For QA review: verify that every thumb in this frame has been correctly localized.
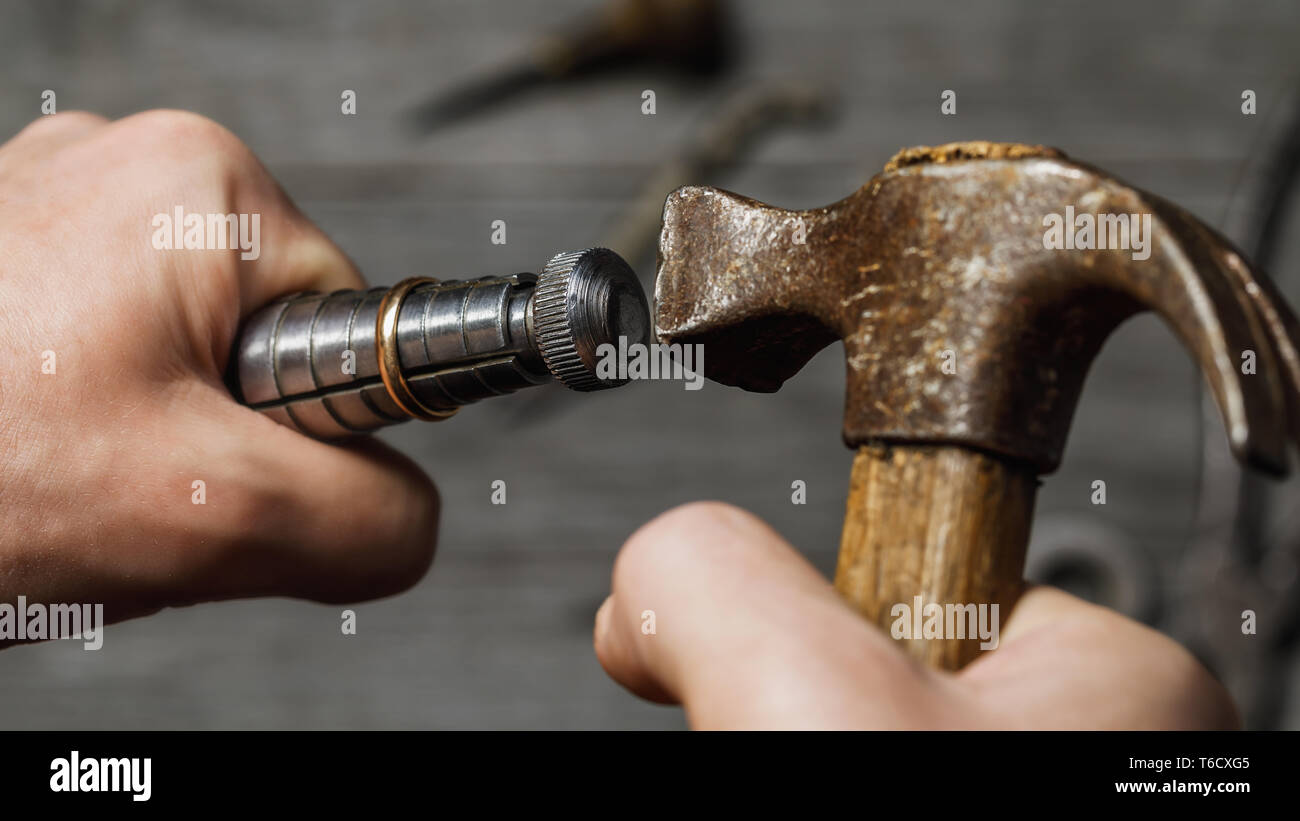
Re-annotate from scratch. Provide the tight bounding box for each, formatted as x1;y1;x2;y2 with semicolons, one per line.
159;383;440;607
594;502;957;729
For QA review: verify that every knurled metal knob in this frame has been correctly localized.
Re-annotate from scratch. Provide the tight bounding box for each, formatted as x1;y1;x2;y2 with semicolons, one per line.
533;247;652;391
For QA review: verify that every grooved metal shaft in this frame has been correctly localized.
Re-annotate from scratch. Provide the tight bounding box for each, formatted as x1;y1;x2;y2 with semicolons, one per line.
232;249;650;439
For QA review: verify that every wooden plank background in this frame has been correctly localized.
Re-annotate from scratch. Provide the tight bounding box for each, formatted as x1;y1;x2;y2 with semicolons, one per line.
1;0;1298;728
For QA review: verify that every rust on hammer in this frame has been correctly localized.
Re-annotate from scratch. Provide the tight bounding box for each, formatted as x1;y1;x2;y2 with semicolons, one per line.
654;141;1300;475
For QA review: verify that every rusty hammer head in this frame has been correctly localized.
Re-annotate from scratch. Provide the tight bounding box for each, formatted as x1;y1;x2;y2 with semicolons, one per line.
655;141;1300;475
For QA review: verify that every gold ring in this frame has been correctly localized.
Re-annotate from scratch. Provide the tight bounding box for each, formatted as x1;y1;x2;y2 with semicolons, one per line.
376;277;458;422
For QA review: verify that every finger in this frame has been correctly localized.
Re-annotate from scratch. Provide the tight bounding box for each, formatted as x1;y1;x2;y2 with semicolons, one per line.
594;502;968;729
235;186;368;313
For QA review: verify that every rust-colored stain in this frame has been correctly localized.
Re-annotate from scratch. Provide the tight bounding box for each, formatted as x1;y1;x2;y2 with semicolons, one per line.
655;141;1300;475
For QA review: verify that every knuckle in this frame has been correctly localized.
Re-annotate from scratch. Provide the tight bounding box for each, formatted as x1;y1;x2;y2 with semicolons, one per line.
52;109;110;127
613;501;752;592
18;110;108;139
5;111;108;156
115;109;258;180
641;500;760;549
122;109;239;150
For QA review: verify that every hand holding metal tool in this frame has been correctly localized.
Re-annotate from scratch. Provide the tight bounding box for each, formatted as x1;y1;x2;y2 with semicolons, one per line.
655;141;1300;670
233;247;650;438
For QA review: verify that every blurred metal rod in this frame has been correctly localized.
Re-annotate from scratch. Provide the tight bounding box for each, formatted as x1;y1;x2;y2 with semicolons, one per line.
602;79;834;267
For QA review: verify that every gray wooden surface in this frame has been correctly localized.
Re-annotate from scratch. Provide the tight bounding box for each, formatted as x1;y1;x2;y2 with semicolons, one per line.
2;0;1299;729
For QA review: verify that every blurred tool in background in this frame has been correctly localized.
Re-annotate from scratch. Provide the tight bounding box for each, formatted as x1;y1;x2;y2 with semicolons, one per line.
601;79;834;271
406;0;734;133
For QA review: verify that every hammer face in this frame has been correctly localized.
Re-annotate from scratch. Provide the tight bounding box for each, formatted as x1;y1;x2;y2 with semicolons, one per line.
655;185;840;392
655;143;1300;475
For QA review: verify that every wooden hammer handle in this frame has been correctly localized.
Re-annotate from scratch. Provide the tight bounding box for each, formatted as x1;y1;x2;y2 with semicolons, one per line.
834;444;1037;671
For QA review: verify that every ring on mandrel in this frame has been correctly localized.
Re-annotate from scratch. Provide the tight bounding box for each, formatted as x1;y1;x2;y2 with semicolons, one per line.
375;277;459;422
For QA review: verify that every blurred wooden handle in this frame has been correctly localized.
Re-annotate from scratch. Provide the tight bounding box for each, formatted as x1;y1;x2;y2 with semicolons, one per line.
833;444;1037;670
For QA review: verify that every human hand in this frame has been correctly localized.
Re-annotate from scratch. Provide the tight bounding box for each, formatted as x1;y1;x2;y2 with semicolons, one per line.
0;111;439;637
594;502;1238;729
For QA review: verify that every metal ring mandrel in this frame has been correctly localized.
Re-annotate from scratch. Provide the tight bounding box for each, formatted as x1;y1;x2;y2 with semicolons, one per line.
233;247;649;439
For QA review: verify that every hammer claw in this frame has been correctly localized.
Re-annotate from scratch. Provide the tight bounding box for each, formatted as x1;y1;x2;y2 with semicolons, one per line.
1139;197;1298;475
